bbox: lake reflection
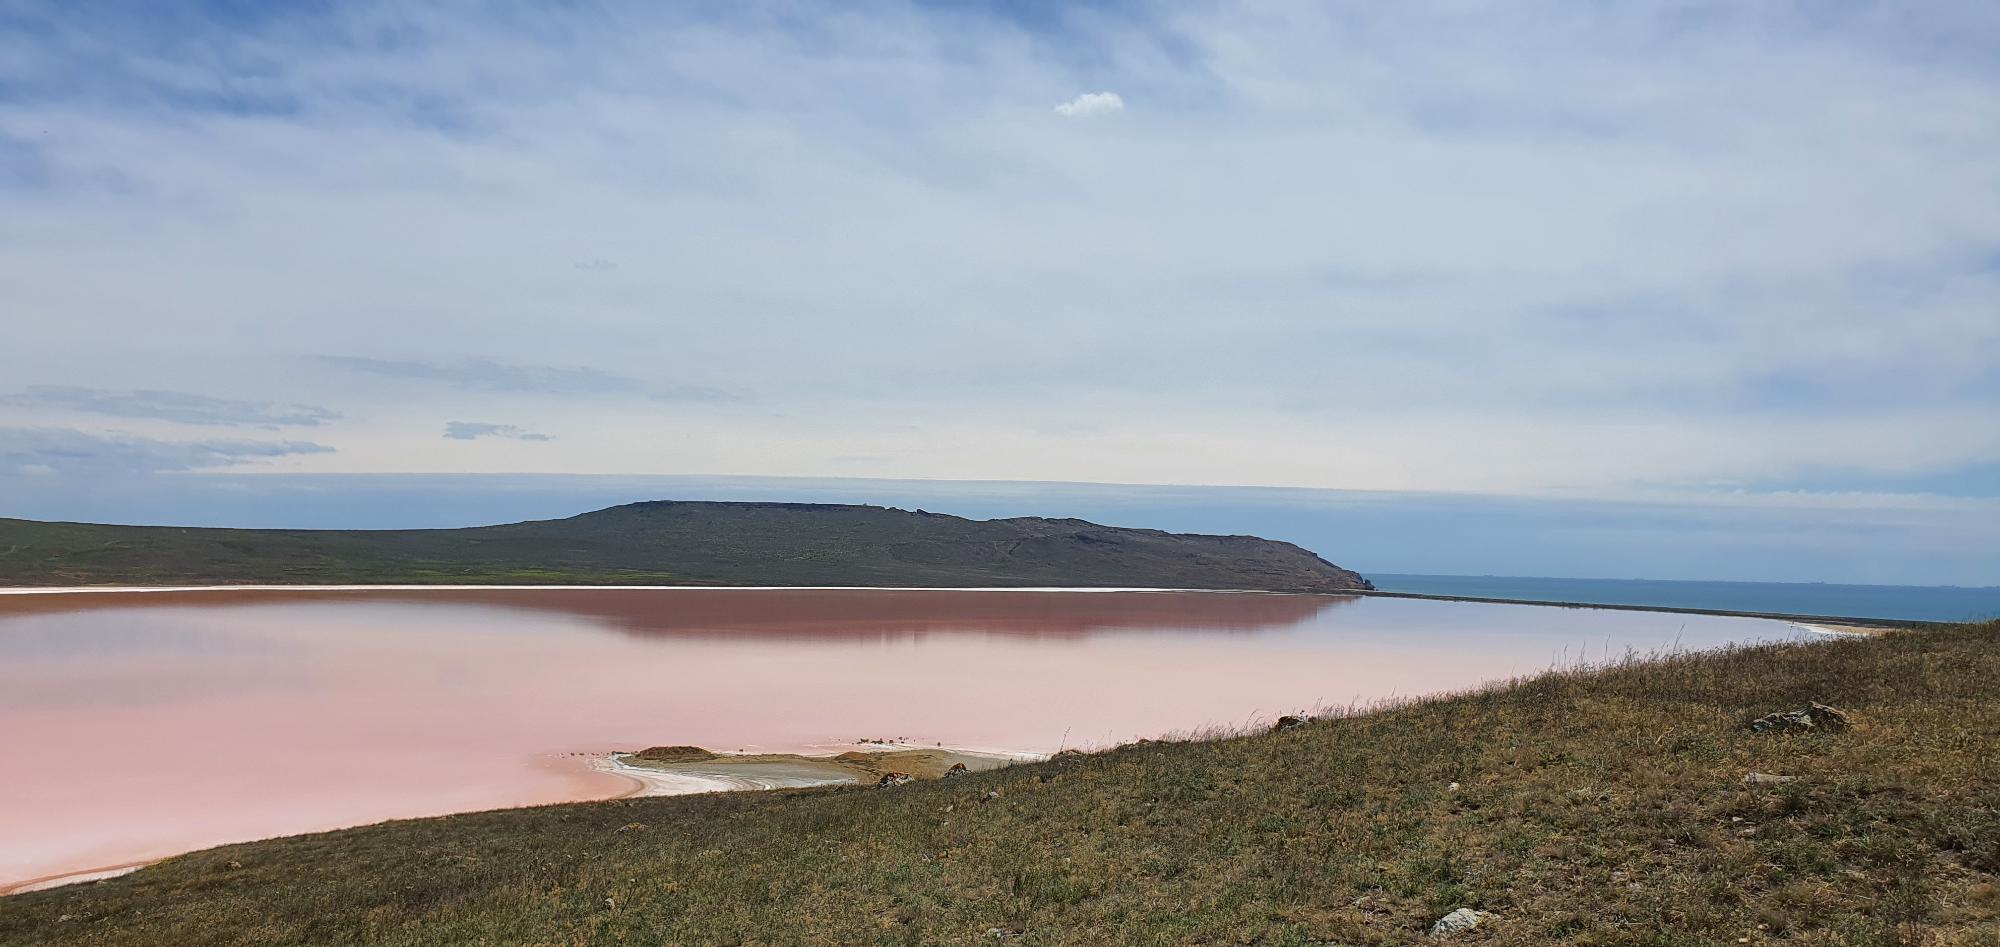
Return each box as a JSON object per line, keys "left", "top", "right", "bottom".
{"left": 0, "top": 588, "right": 1805, "bottom": 891}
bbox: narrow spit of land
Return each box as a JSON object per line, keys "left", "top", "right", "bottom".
{"left": 599, "top": 744, "right": 1023, "bottom": 795}
{"left": 3, "top": 621, "right": 1992, "bottom": 945}
{"left": 1348, "top": 588, "right": 1925, "bottom": 630}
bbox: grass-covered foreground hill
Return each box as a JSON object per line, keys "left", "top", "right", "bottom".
{"left": 0, "top": 500, "right": 1371, "bottom": 592}
{"left": 4, "top": 623, "right": 1995, "bottom": 945}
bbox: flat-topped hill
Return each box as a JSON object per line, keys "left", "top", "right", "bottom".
{"left": 0, "top": 500, "right": 1372, "bottom": 592}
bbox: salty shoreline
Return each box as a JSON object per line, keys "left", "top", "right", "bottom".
{"left": 0, "top": 584, "right": 1289, "bottom": 596}
{"left": 3, "top": 742, "right": 1040, "bottom": 896}
{"left": 0, "top": 584, "right": 1920, "bottom": 629}
{"left": 3, "top": 864, "right": 148, "bottom": 897}
{"left": 594, "top": 751, "right": 858, "bottom": 795}
{"left": 598, "top": 742, "right": 1036, "bottom": 796}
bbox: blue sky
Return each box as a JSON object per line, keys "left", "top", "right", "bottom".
{"left": 1, "top": 1, "right": 1997, "bottom": 582}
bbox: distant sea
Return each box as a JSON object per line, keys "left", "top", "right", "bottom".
{"left": 1366, "top": 574, "right": 2000, "bottom": 624}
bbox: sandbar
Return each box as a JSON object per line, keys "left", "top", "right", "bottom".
{"left": 598, "top": 742, "right": 1027, "bottom": 796}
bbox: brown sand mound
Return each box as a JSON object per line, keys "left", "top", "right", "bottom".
{"left": 631, "top": 746, "right": 721, "bottom": 763}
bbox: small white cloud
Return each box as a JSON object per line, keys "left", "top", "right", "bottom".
{"left": 1053, "top": 91, "right": 1124, "bottom": 118}
{"left": 443, "top": 421, "right": 554, "bottom": 442}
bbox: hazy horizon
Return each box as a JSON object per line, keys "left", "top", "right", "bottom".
{"left": 4, "top": 2, "right": 1996, "bottom": 586}
{"left": 7, "top": 471, "right": 1996, "bottom": 587}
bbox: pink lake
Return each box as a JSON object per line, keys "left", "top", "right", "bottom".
{"left": 0, "top": 587, "right": 1806, "bottom": 892}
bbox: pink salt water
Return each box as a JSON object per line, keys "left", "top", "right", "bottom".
{"left": 0, "top": 588, "right": 1805, "bottom": 892}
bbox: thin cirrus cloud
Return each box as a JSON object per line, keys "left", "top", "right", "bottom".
{"left": 443, "top": 421, "right": 553, "bottom": 442}
{"left": 0, "top": 2, "right": 1994, "bottom": 516}
{"left": 1053, "top": 91, "right": 1123, "bottom": 117}
{"left": 320, "top": 357, "right": 735, "bottom": 403}
{"left": 0, "top": 427, "right": 334, "bottom": 475}
{"left": 0, "top": 386, "right": 340, "bottom": 427}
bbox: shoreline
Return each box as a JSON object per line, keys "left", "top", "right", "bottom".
{"left": 0, "top": 584, "right": 1302, "bottom": 596}
{"left": 1785, "top": 621, "right": 1879, "bottom": 638}
{"left": 3, "top": 741, "right": 1041, "bottom": 897}
{"left": 0, "top": 582, "right": 1926, "bottom": 627}
{"left": 593, "top": 754, "right": 855, "bottom": 795}
{"left": 1345, "top": 588, "right": 1923, "bottom": 630}
{"left": 597, "top": 741, "right": 1038, "bottom": 797}
{"left": 1, "top": 863, "right": 149, "bottom": 897}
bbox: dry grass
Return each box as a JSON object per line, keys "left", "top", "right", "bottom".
{"left": 3, "top": 622, "right": 1995, "bottom": 945}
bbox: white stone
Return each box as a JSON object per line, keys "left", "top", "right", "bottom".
{"left": 1430, "top": 908, "right": 1489, "bottom": 937}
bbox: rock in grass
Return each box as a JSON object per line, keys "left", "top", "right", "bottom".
{"left": 1743, "top": 772, "right": 1796, "bottom": 785}
{"left": 1430, "top": 908, "right": 1490, "bottom": 937}
{"left": 1749, "top": 702, "right": 1850, "bottom": 734}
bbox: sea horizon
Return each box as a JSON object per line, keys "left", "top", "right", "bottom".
{"left": 1369, "top": 573, "right": 2000, "bottom": 623}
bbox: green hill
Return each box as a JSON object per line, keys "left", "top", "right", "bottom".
{"left": 2, "top": 622, "right": 1992, "bottom": 944}
{"left": 0, "top": 501, "right": 1372, "bottom": 592}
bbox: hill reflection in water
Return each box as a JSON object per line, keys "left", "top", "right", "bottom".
{"left": 0, "top": 588, "right": 1352, "bottom": 642}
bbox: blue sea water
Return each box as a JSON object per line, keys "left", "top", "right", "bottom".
{"left": 1367, "top": 574, "right": 2000, "bottom": 623}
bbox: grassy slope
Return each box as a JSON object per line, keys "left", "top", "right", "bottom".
{"left": 0, "top": 501, "right": 1370, "bottom": 592}
{"left": 4, "top": 624, "right": 1995, "bottom": 945}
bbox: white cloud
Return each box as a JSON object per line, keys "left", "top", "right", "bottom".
{"left": 1053, "top": 91, "right": 1125, "bottom": 118}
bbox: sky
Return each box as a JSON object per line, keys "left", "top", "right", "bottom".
{"left": 2, "top": 1, "right": 1997, "bottom": 584}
